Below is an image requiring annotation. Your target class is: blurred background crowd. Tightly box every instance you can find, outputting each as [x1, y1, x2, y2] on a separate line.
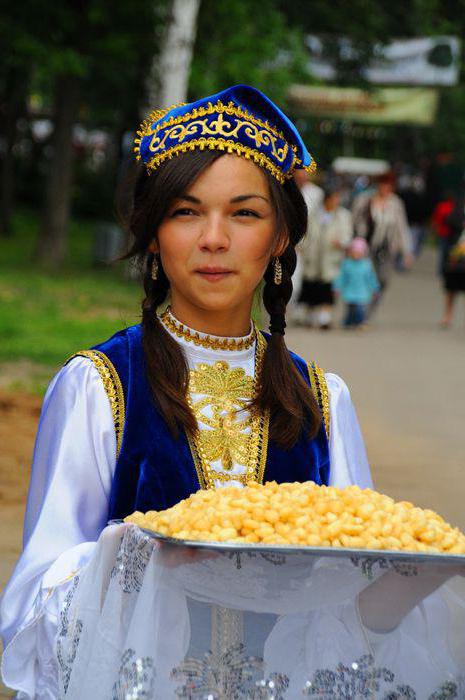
[291, 157, 465, 331]
[2, 8, 465, 688]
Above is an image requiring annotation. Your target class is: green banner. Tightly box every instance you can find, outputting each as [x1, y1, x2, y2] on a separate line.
[289, 85, 439, 126]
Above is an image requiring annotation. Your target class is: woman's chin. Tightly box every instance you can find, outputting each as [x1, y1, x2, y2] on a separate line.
[190, 291, 251, 315]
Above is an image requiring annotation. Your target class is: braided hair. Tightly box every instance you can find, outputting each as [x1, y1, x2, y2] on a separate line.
[249, 174, 321, 446]
[125, 150, 321, 448]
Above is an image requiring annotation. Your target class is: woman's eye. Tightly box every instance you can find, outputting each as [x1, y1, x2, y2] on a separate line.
[234, 209, 260, 218]
[171, 208, 197, 217]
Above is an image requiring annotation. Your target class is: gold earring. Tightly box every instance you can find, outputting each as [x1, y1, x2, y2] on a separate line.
[151, 254, 159, 281]
[273, 257, 282, 285]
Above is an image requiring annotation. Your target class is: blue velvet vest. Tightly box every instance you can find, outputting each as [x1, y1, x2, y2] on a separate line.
[84, 324, 329, 520]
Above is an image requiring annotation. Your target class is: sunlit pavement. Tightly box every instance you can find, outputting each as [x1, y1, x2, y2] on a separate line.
[287, 247, 465, 531]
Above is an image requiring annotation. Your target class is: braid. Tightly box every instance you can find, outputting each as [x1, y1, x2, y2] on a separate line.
[252, 183, 321, 448]
[263, 244, 296, 337]
[141, 253, 197, 437]
[254, 243, 321, 447]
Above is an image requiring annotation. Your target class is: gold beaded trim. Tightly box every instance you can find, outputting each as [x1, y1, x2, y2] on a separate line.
[160, 307, 256, 351]
[307, 361, 330, 440]
[66, 350, 125, 458]
[298, 158, 318, 175]
[136, 102, 187, 139]
[145, 137, 288, 183]
[186, 331, 269, 490]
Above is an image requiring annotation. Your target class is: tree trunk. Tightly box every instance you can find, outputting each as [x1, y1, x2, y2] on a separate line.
[0, 113, 16, 237]
[145, 0, 201, 112]
[36, 74, 80, 266]
[0, 68, 29, 236]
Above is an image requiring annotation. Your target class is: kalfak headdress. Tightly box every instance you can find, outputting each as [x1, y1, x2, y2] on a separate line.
[134, 84, 315, 184]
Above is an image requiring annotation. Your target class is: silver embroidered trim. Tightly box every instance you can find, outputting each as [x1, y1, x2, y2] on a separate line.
[56, 575, 82, 696]
[110, 525, 154, 593]
[350, 556, 418, 581]
[226, 550, 286, 570]
[112, 648, 155, 699]
[171, 642, 264, 698]
[301, 654, 462, 699]
[211, 605, 244, 659]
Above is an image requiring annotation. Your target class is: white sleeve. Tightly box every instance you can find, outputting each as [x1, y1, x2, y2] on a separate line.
[326, 373, 373, 489]
[0, 357, 116, 697]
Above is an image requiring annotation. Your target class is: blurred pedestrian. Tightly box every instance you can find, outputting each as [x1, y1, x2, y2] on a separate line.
[352, 172, 413, 315]
[440, 192, 465, 328]
[298, 183, 353, 329]
[333, 237, 380, 329]
[398, 172, 430, 258]
[431, 191, 455, 275]
[290, 169, 324, 315]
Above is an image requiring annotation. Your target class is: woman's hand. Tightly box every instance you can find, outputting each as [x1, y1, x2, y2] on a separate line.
[158, 542, 218, 569]
[358, 562, 463, 633]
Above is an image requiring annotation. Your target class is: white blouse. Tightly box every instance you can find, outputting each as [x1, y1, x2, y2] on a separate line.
[0, 318, 372, 698]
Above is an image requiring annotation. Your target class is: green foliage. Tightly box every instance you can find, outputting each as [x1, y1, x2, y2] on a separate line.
[190, 0, 309, 104]
[424, 86, 465, 156]
[2, 1, 165, 127]
[0, 210, 140, 377]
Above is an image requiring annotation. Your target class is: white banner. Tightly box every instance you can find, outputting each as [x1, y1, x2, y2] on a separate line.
[306, 35, 461, 86]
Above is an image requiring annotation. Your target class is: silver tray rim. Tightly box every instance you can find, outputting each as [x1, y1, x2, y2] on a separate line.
[109, 519, 465, 565]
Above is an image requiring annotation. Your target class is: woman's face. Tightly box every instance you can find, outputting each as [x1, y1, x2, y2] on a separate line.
[152, 154, 287, 324]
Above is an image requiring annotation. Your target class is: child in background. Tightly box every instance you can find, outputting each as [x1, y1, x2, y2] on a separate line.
[333, 237, 380, 328]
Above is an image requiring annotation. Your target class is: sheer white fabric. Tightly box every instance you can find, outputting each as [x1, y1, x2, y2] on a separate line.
[57, 523, 465, 699]
[0, 329, 372, 697]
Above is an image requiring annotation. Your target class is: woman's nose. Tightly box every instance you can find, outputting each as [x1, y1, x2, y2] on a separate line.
[198, 215, 230, 252]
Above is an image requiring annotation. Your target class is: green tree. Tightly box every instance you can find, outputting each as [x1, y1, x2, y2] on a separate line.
[190, 0, 308, 105]
[35, 1, 164, 266]
[1, 1, 165, 264]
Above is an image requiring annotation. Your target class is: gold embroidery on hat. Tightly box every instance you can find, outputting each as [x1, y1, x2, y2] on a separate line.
[148, 112, 289, 164]
[133, 99, 314, 182]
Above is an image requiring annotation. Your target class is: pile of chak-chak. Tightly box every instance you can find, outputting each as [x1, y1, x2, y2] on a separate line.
[125, 481, 465, 554]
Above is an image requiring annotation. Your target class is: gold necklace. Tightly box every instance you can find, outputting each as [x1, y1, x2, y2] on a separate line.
[160, 307, 256, 351]
[186, 330, 270, 489]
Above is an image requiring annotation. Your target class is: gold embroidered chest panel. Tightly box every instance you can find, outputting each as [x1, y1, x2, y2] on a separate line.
[186, 330, 269, 489]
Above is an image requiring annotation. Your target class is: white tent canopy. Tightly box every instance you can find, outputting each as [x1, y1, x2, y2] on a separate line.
[332, 157, 390, 176]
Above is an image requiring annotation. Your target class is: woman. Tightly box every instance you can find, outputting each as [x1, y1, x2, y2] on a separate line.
[352, 172, 413, 315]
[0, 85, 373, 697]
[297, 182, 353, 329]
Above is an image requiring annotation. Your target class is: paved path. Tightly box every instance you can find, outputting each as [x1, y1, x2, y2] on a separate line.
[288, 247, 465, 531]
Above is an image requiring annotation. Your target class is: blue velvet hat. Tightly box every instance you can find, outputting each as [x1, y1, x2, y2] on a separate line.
[134, 84, 315, 184]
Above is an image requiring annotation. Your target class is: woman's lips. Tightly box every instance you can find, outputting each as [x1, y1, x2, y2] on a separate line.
[195, 270, 234, 282]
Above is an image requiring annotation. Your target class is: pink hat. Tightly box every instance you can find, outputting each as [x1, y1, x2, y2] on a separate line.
[349, 237, 369, 256]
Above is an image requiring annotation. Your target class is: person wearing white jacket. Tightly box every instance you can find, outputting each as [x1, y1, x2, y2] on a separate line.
[297, 184, 353, 329]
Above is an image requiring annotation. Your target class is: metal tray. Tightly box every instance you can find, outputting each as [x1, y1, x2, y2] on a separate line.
[109, 519, 465, 566]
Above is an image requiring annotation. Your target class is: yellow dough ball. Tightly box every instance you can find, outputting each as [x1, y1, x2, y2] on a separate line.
[125, 481, 465, 554]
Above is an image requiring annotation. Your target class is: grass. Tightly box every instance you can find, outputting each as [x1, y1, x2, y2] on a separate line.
[0, 209, 265, 394]
[0, 210, 140, 393]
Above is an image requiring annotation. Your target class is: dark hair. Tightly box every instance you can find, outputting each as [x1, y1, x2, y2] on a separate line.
[376, 171, 396, 187]
[124, 150, 321, 449]
[322, 179, 343, 201]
